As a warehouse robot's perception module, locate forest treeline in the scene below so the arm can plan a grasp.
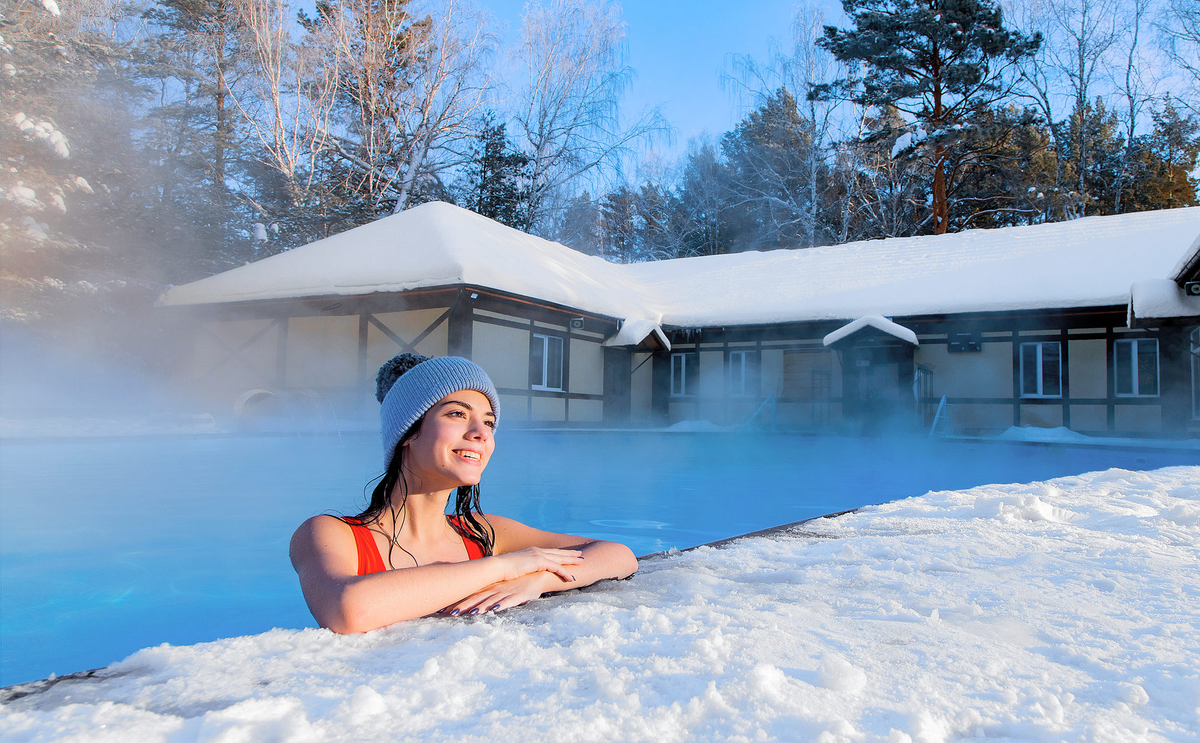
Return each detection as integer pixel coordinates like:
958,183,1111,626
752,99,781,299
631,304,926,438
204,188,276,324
2,0,1199,328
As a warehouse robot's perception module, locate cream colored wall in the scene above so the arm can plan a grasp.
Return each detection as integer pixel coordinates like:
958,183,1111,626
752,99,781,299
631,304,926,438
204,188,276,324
698,351,724,397
285,315,358,388
531,396,566,421
919,341,1013,398
1020,404,1063,428
569,399,604,422
631,352,654,423
1068,339,1107,398
1115,405,1161,433
498,394,528,421
761,349,784,396
366,309,449,373
1070,405,1108,432
569,339,603,395
668,400,698,423
192,319,279,396
951,403,1012,433
472,322,530,389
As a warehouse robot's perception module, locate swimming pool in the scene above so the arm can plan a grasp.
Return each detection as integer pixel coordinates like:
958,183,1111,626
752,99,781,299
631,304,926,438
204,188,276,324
1,431,1196,686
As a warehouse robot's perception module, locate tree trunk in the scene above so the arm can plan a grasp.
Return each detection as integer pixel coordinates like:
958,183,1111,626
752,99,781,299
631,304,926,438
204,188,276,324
933,144,948,234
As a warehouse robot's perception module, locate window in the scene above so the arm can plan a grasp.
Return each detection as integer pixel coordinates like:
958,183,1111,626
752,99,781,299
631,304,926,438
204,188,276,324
530,333,564,391
727,350,758,397
671,353,696,396
1192,329,1200,419
1114,338,1159,397
1019,341,1061,397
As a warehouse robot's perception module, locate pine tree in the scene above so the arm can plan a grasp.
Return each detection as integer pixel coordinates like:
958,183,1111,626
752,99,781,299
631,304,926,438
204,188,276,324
720,88,826,251
813,0,1040,233
457,115,531,229
1123,101,1200,212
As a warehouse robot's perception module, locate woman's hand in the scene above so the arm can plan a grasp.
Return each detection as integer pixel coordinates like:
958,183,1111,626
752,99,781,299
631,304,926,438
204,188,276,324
491,546,583,583
439,572,563,616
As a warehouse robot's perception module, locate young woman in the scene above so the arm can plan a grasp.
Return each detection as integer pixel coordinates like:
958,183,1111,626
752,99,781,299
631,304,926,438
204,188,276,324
290,353,638,633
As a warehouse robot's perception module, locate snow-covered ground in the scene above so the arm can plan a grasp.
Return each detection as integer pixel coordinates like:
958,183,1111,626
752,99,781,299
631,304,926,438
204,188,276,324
3,466,1197,742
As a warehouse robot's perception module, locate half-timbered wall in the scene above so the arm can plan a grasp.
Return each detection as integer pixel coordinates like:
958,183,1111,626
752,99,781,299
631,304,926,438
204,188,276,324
647,310,1192,437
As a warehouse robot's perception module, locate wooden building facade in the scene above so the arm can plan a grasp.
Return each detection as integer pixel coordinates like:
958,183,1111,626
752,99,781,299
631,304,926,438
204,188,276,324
160,202,1200,438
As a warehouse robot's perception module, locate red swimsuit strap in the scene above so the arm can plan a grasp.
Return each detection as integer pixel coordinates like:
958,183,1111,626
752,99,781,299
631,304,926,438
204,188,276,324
341,516,484,575
342,518,386,576
448,515,487,560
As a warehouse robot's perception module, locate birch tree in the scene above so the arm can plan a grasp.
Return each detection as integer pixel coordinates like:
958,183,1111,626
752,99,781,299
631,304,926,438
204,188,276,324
299,0,494,215
512,0,665,235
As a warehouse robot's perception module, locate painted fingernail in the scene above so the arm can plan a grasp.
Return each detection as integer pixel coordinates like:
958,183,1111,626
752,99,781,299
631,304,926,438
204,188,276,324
469,608,479,616
571,575,576,581
490,604,500,612
450,609,460,616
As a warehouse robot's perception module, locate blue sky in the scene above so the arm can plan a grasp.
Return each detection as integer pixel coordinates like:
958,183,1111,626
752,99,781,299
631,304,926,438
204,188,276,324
477,1,840,158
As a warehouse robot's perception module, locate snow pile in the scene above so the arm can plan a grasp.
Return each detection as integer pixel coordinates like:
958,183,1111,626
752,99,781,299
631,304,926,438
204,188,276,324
3,467,1198,741
990,426,1200,451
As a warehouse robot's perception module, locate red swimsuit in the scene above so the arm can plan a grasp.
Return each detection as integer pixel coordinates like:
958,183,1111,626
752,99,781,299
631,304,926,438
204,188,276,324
343,516,485,575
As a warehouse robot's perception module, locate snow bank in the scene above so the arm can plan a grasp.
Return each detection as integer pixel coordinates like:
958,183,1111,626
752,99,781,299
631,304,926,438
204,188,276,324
3,467,1198,741
991,426,1200,451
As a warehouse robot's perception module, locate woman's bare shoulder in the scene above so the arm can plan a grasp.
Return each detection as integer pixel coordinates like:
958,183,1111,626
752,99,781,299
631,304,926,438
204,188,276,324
290,515,357,567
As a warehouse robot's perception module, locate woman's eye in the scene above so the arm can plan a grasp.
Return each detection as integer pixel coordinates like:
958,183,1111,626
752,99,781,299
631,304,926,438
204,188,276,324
484,419,496,429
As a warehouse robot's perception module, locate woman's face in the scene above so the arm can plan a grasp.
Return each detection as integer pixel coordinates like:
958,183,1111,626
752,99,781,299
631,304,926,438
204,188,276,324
401,389,496,492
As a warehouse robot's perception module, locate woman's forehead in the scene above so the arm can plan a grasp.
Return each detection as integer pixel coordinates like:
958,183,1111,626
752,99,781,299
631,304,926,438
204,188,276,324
435,389,494,414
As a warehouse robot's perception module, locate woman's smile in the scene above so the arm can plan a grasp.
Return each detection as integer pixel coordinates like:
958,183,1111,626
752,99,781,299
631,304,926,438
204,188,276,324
404,389,496,489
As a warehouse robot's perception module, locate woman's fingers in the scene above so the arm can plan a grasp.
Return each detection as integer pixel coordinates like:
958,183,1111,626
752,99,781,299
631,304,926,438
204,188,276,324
495,547,583,581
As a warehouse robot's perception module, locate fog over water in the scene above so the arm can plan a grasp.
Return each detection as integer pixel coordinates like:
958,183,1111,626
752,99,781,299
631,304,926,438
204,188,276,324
2,410,1197,687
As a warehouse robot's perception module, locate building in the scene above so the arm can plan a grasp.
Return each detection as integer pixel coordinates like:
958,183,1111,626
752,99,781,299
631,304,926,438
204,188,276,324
158,202,1200,437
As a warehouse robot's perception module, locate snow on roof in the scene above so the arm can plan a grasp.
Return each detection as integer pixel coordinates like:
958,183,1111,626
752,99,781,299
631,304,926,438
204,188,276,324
1128,278,1200,322
624,207,1200,327
158,202,659,324
823,315,918,347
160,204,1200,329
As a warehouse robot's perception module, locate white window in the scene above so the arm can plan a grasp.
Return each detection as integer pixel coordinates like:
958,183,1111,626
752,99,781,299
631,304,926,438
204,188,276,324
1019,341,1061,397
727,350,757,396
530,333,564,391
1192,329,1200,419
671,353,695,397
1114,338,1159,397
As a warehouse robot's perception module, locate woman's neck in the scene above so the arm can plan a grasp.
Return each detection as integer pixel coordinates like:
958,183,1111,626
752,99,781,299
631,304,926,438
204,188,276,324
384,488,455,543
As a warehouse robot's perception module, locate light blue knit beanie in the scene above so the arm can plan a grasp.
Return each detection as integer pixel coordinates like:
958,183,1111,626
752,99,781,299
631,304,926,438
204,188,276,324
377,353,499,462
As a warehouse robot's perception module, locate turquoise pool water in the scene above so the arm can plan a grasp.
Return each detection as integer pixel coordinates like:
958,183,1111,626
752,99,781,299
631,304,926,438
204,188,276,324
1,431,1196,686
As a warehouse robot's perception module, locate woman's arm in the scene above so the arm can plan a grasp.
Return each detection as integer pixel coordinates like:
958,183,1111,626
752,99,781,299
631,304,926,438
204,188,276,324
290,515,583,633
439,515,638,615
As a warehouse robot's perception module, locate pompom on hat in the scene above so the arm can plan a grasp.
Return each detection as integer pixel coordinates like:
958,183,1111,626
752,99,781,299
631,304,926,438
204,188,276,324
376,353,499,461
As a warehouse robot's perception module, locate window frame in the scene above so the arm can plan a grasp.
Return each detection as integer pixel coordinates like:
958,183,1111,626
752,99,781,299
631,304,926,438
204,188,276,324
1018,341,1062,398
726,349,758,397
670,352,696,397
1113,337,1160,398
530,332,565,392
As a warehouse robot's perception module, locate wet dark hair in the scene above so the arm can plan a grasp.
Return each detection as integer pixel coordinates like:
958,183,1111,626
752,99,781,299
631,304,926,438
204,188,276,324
349,413,495,567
